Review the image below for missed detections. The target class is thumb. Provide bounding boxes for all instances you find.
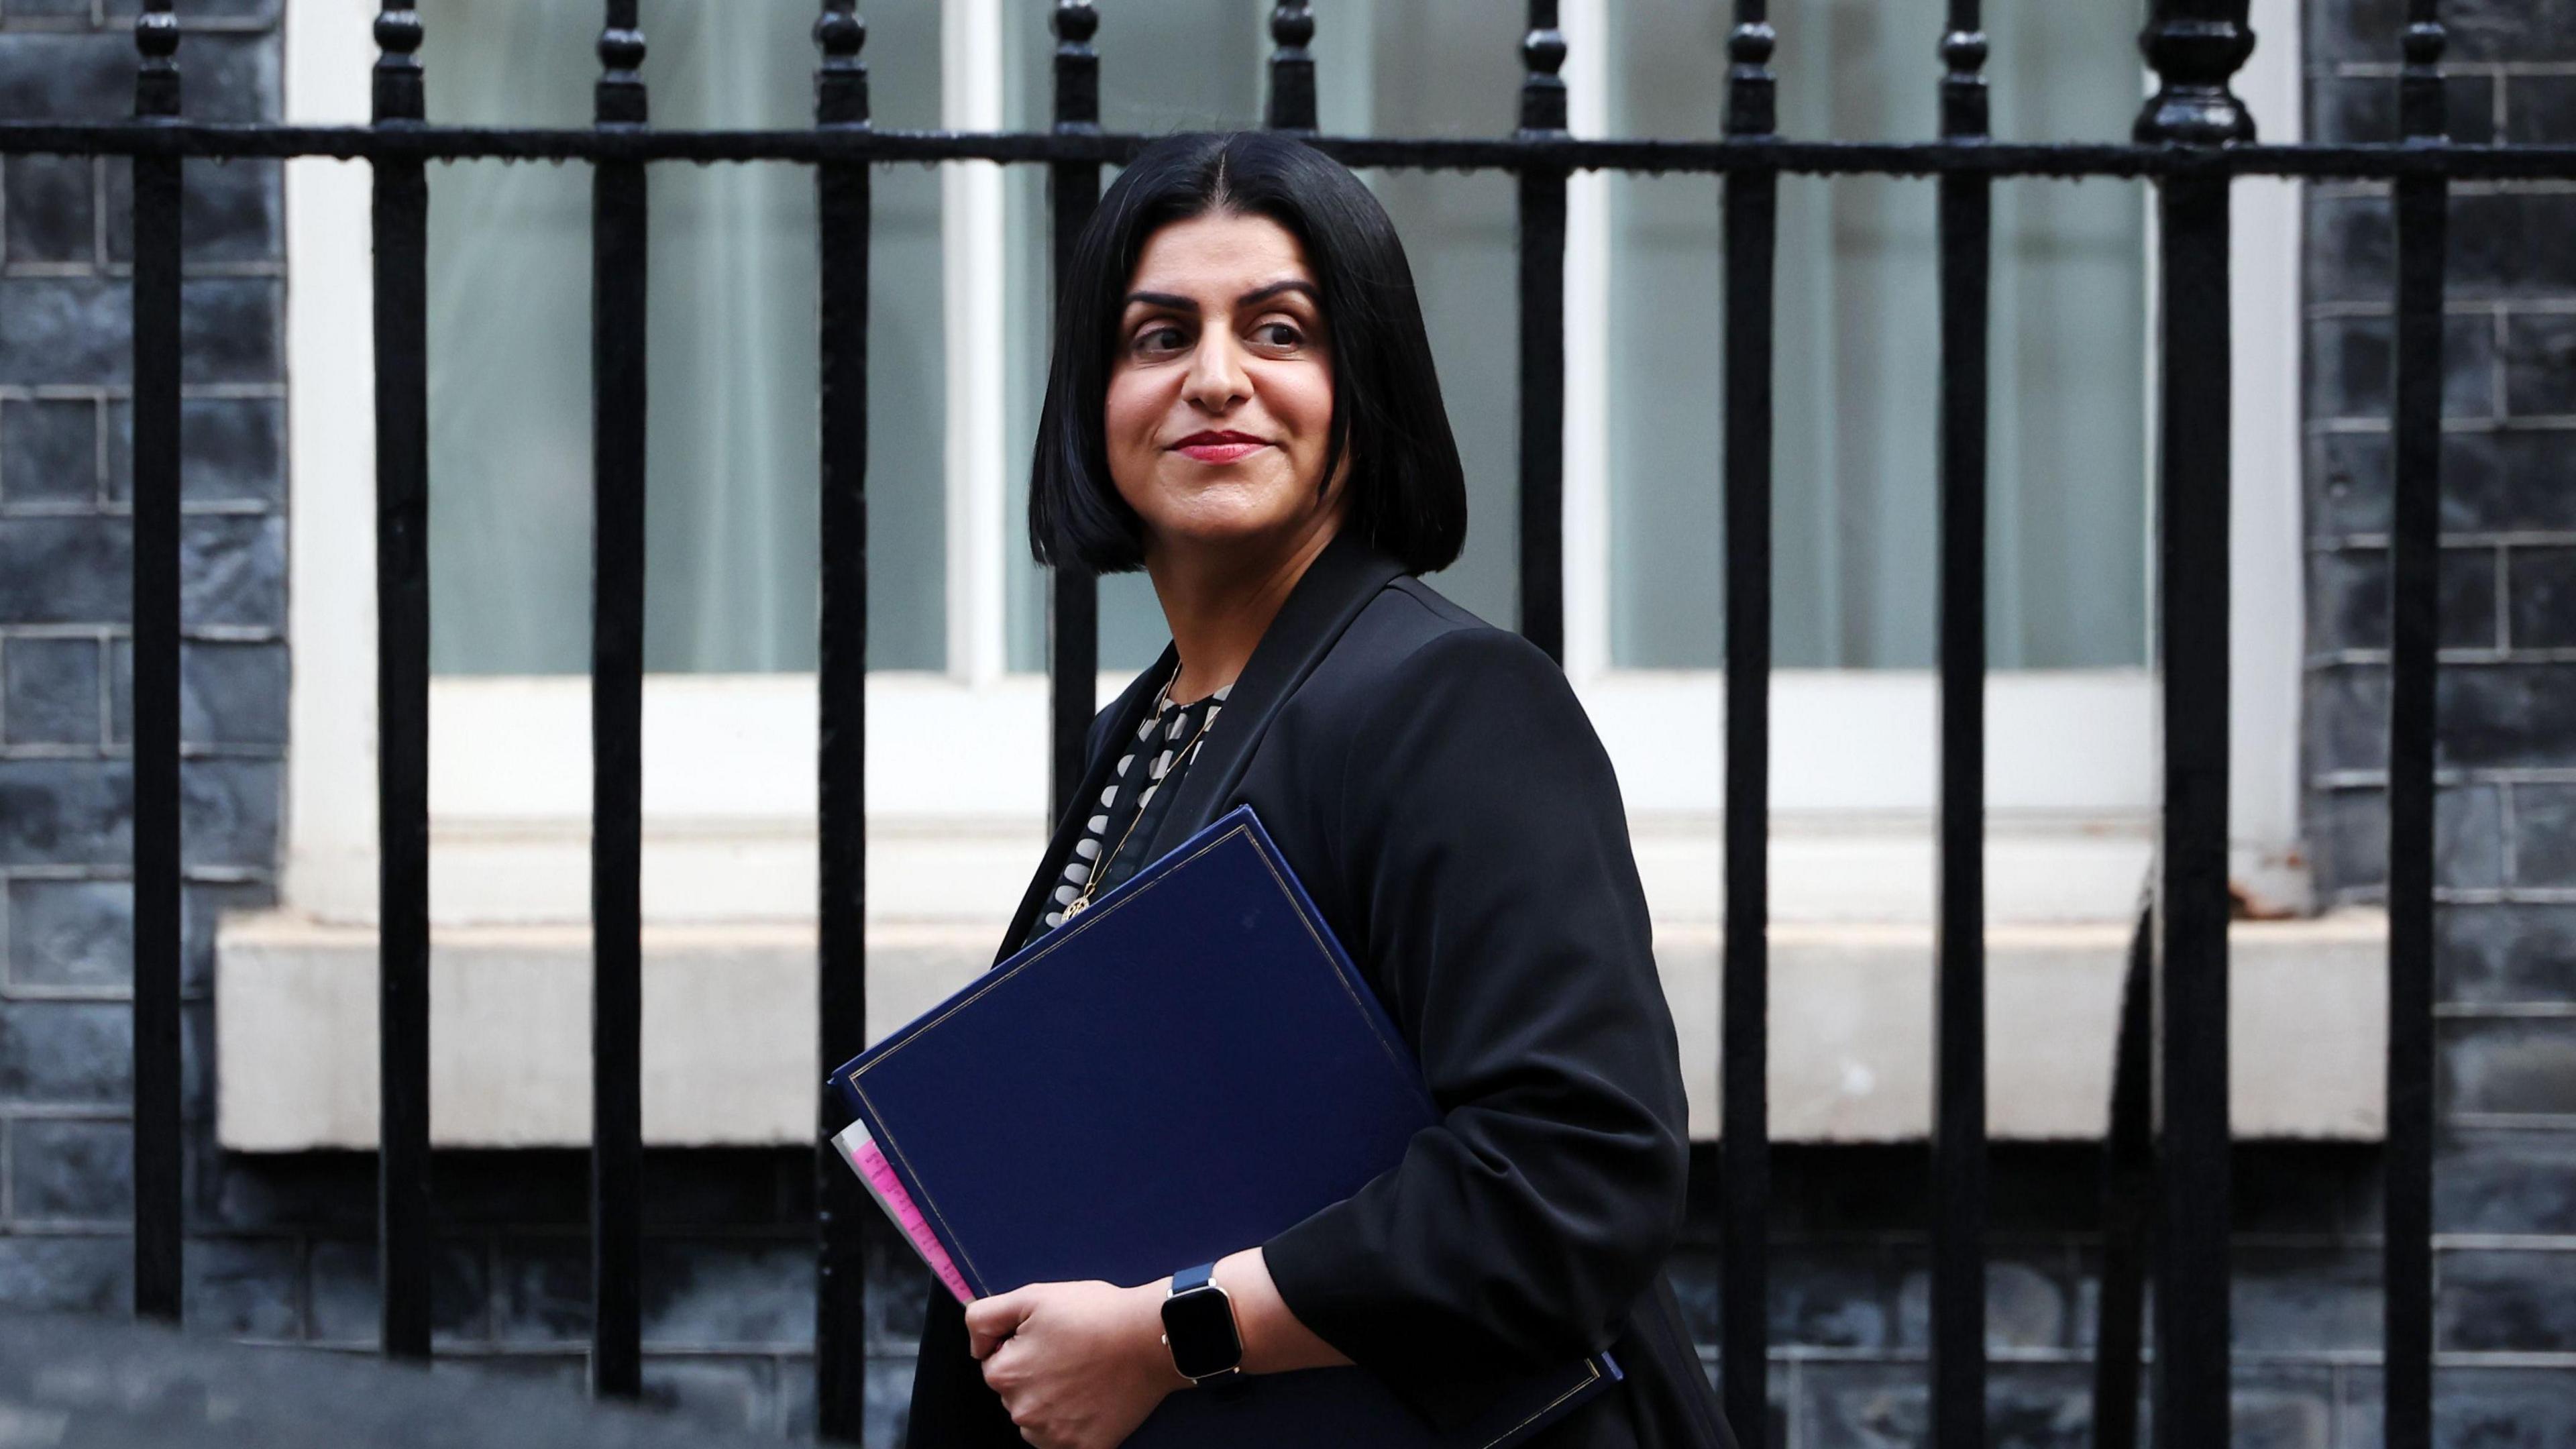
[963,1289,1031,1360]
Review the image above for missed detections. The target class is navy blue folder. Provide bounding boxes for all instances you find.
[828,805,1619,1448]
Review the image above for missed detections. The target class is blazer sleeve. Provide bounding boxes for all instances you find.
[1259,625,1693,1392]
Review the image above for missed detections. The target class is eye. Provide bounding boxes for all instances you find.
[1132,321,1189,356]
[1250,319,1305,350]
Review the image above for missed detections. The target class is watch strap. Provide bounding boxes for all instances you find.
[1170,1260,1218,1295]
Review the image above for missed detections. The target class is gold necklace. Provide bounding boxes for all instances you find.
[1061,674,1219,919]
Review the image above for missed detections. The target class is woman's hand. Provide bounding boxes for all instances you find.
[965,1279,1187,1449]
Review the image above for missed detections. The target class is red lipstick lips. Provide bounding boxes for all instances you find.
[1173,430,1268,464]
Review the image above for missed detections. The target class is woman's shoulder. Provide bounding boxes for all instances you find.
[1297,574,1589,737]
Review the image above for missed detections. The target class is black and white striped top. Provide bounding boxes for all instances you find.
[1024,676,1234,947]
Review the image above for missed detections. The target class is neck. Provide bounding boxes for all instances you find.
[1144,514,1345,704]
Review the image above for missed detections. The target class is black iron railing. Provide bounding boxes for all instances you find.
[31,0,2571,1442]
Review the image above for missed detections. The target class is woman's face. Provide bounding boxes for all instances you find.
[1104,209,1348,563]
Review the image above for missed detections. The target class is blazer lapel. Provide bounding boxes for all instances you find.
[990,641,1177,965]
[1142,527,1407,861]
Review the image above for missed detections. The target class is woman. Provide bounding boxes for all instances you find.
[904,130,1735,1449]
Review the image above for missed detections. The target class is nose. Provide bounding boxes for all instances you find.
[1179,328,1250,414]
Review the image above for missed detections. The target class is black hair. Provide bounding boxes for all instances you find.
[1026,130,1468,576]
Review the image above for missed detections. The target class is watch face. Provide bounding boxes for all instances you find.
[1161,1286,1242,1380]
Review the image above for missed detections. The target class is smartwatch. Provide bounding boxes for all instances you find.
[1159,1261,1245,1388]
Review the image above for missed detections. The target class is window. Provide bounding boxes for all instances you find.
[277,0,2307,931]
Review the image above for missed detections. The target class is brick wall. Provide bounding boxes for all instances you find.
[0,1,2571,1448]
[2304,0,2576,1442]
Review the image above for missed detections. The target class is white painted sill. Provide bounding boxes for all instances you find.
[213,909,2387,1152]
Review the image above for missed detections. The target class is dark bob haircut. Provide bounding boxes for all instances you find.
[1027,130,1468,576]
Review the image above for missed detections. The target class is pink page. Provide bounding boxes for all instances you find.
[832,1121,975,1303]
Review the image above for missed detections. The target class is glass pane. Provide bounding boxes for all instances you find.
[1003,0,1525,671]
[420,0,945,676]
[1606,0,2147,669]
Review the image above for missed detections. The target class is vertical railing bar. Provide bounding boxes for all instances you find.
[1719,5,1776,1438]
[1515,3,1568,664]
[2088,898,2156,1449]
[589,0,649,1402]
[1046,1,1101,824]
[127,0,184,1328]
[1266,3,1317,136]
[371,0,434,1364]
[1929,5,1990,1445]
[2135,5,2253,1444]
[812,3,872,1442]
[2383,6,2449,1448]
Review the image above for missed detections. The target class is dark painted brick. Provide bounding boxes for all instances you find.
[2445,0,2576,62]
[2309,192,2576,307]
[639,1358,773,1437]
[2304,784,2502,896]
[2306,0,2403,64]
[2505,314,2576,418]
[100,157,280,267]
[2442,664,2576,771]
[2302,546,2495,655]
[1767,1242,1890,1350]
[109,638,289,749]
[3,634,101,745]
[0,758,124,865]
[182,1235,300,1338]
[0,515,126,623]
[4,153,93,264]
[2302,661,2386,780]
[0,998,127,1103]
[1892,1254,2067,1351]
[2441,903,2576,1006]
[201,1148,375,1234]
[2229,1247,2379,1352]
[2304,313,2494,422]
[2307,72,2496,146]
[2436,1128,2576,1235]
[2306,430,2504,539]
[1,397,99,505]
[492,1236,588,1345]
[2452,193,2576,301]
[2443,1018,2576,1116]
[641,1239,813,1348]
[308,1236,488,1346]
[179,757,282,867]
[776,1356,914,1448]
[865,1218,930,1354]
[2233,1142,2387,1238]
[2510,74,2576,145]
[181,512,286,631]
[0,276,127,386]
[0,31,132,121]
[2510,545,2576,649]
[2226,1368,2337,1449]
[0,758,272,868]
[2516,784,2576,887]
[2305,192,2392,308]
[2475,428,2576,534]
[105,395,285,506]
[2430,1366,2576,1448]
[177,278,282,386]
[1664,1243,1719,1342]
[5,877,129,990]
[0,1233,129,1313]
[101,0,280,20]
[7,0,104,17]
[1800,1361,2101,1449]
[2438,1248,2576,1353]
[8,1116,131,1220]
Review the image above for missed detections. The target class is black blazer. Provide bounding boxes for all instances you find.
[904,527,1737,1449]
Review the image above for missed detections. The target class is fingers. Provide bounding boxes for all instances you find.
[964,1289,1031,1361]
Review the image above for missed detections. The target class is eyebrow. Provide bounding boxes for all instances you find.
[1122,279,1320,313]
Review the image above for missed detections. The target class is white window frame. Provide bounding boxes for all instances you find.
[276,0,2307,932]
